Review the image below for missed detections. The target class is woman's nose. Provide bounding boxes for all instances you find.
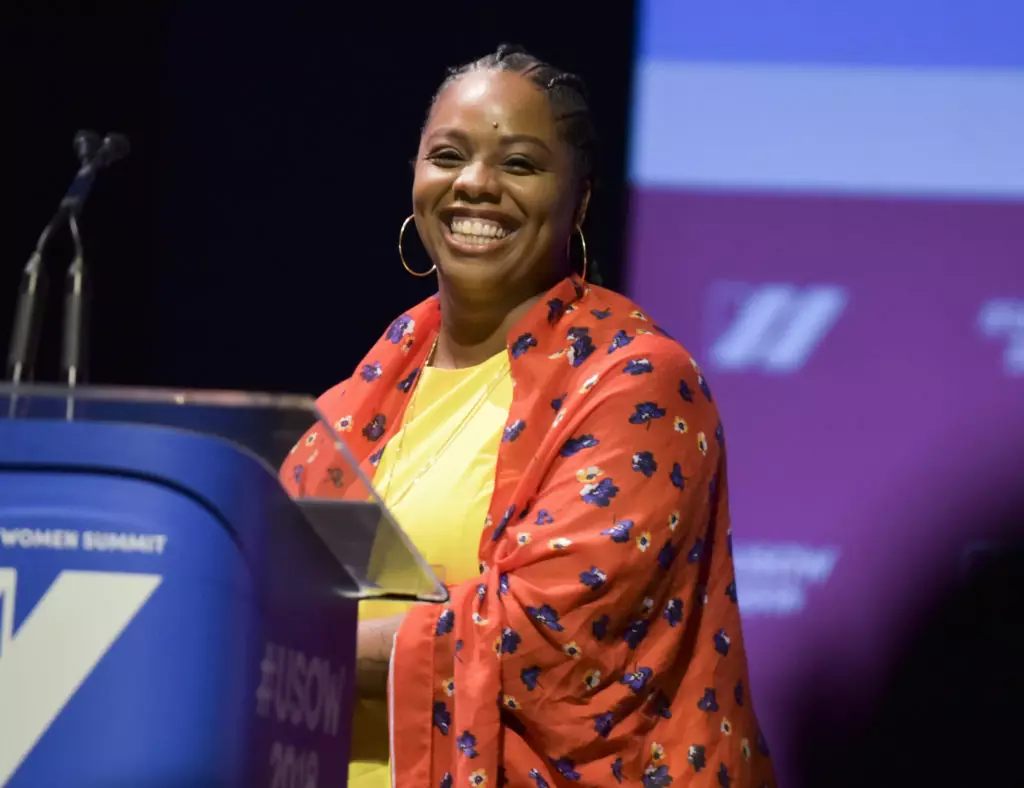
[453,160,499,202]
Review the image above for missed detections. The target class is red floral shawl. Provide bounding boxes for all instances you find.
[281,276,776,788]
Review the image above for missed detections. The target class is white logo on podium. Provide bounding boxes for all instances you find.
[707,283,848,373]
[0,568,162,785]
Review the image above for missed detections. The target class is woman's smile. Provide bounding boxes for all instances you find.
[440,208,519,255]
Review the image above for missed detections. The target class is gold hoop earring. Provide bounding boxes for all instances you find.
[398,214,436,277]
[572,225,588,282]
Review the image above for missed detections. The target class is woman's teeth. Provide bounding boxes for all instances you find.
[449,218,511,245]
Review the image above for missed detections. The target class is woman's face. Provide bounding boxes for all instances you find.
[413,69,587,298]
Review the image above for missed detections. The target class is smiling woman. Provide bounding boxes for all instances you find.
[281,45,776,788]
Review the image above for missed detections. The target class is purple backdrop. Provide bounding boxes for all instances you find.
[626,2,1024,782]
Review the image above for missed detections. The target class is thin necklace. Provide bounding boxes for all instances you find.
[377,336,512,511]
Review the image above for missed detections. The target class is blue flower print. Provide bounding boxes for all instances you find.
[360,362,383,382]
[608,330,633,354]
[699,373,713,402]
[679,379,694,402]
[688,538,705,563]
[734,680,745,706]
[397,368,419,392]
[432,701,451,735]
[436,609,454,636]
[657,541,677,570]
[292,464,304,485]
[624,358,654,375]
[521,665,541,691]
[535,509,554,525]
[547,298,565,324]
[499,627,522,655]
[591,307,613,320]
[612,759,624,783]
[551,758,582,782]
[688,744,707,772]
[594,712,615,738]
[725,580,738,603]
[622,667,654,693]
[528,769,550,788]
[567,326,590,341]
[457,731,479,759]
[579,566,606,590]
[526,604,564,631]
[492,505,516,541]
[369,448,384,466]
[560,434,599,457]
[713,628,731,655]
[629,402,666,427]
[440,774,452,788]
[632,451,657,477]
[503,419,527,442]
[511,332,538,359]
[718,764,732,788]
[581,477,619,507]
[385,314,413,344]
[362,414,386,442]
[670,463,686,489]
[648,690,672,719]
[592,614,610,640]
[602,519,634,543]
[476,583,486,600]
[715,423,724,444]
[698,688,719,712]
[498,573,510,598]
[568,334,596,368]
[643,765,673,788]
[551,394,567,412]
[664,599,683,627]
[624,619,649,649]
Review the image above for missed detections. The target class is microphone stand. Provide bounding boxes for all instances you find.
[4,130,128,420]
[61,213,88,420]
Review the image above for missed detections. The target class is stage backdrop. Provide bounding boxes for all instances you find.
[625,1,1024,783]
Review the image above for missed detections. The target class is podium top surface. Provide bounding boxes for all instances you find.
[0,383,449,604]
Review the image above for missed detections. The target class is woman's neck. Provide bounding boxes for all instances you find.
[432,285,546,370]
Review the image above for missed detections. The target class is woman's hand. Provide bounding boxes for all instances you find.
[356,613,406,699]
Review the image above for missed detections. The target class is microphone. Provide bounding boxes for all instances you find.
[59,132,129,404]
[59,132,130,219]
[5,131,99,389]
[5,130,128,408]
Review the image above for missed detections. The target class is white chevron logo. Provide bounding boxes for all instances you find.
[708,283,848,373]
[0,568,162,786]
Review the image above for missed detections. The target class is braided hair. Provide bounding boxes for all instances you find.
[431,44,598,198]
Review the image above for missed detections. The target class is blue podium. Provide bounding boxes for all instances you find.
[0,384,446,788]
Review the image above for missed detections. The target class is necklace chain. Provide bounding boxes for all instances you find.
[376,336,512,511]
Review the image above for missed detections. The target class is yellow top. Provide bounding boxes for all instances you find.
[348,350,514,788]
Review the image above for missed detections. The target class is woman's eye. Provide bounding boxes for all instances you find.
[428,150,463,166]
[504,157,536,173]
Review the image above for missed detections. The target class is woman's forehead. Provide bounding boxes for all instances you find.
[425,70,557,139]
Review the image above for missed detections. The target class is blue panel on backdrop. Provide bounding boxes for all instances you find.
[638,0,1024,69]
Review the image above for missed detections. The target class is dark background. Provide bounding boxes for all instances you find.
[0,1,636,396]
